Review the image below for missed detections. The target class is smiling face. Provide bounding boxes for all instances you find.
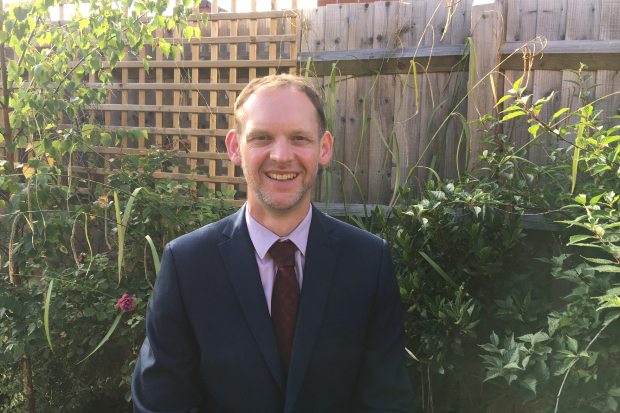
[226,86,332,219]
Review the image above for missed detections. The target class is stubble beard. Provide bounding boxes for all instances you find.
[241,157,318,212]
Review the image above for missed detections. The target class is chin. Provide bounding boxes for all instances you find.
[258,190,308,212]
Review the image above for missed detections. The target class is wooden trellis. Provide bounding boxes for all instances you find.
[64,1,300,206]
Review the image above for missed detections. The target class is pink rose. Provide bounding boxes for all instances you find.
[116,294,137,312]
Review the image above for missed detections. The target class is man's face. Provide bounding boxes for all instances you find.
[226,86,332,214]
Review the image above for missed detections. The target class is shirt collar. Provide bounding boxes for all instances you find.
[245,204,312,260]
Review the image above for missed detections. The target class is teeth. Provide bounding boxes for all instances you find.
[268,173,297,181]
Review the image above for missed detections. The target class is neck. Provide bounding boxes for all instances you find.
[246,197,311,237]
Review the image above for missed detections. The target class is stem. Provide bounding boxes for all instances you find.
[22,352,35,413]
[554,319,615,413]
[0,0,13,167]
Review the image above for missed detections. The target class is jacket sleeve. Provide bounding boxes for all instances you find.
[352,240,415,413]
[132,243,202,413]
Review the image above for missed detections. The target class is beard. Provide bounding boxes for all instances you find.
[240,157,318,211]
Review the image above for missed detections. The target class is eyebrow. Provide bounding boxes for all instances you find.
[246,128,316,137]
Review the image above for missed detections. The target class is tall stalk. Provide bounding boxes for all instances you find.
[0,0,36,410]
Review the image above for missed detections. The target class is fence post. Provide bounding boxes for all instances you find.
[467,0,506,169]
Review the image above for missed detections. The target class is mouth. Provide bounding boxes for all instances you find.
[267,172,299,181]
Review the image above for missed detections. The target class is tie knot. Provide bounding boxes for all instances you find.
[269,241,296,269]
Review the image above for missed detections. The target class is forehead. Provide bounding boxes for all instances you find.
[242,86,319,134]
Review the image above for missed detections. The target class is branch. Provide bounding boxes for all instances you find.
[554,318,615,413]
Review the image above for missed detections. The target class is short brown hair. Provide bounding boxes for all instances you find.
[234,74,327,137]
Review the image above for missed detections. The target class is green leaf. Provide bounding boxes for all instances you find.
[83,308,96,317]
[593,265,620,273]
[604,310,620,325]
[79,312,123,363]
[159,38,171,58]
[143,58,150,74]
[101,133,112,148]
[568,234,595,245]
[491,331,499,347]
[551,108,569,121]
[520,376,537,395]
[575,194,587,205]
[145,235,160,275]
[114,192,124,284]
[44,279,53,351]
[548,316,560,336]
[419,251,459,289]
[567,336,578,353]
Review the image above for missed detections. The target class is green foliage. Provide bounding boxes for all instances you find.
[0,149,237,410]
[349,65,620,412]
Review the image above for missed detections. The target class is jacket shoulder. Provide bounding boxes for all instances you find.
[166,212,234,253]
[318,210,386,249]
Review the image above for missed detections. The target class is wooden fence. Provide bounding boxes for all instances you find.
[301,0,620,210]
[2,0,620,212]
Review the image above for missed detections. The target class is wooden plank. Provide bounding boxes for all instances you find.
[153,171,246,184]
[72,167,245,184]
[448,0,474,45]
[305,7,325,202]
[89,104,234,114]
[369,1,401,205]
[93,60,297,69]
[503,0,537,153]
[1,82,249,91]
[467,0,506,169]
[228,0,238,193]
[249,0,258,81]
[172,18,182,174]
[205,10,296,21]
[424,0,451,48]
[121,6,129,149]
[47,10,297,26]
[322,3,349,204]
[82,147,232,160]
[269,0,278,76]
[536,0,568,40]
[138,47,146,149]
[80,82,249,91]
[595,0,620,129]
[394,0,426,191]
[443,0,473,181]
[300,44,466,76]
[191,3,200,178]
[58,124,229,137]
[560,0,602,147]
[155,27,163,150]
[163,34,296,45]
[288,0,297,75]
[209,0,219,192]
[528,0,569,163]
[343,3,374,204]
[501,39,620,70]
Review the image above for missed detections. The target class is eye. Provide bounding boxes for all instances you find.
[294,136,306,141]
[256,136,266,141]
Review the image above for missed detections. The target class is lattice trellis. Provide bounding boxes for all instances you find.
[62,2,300,206]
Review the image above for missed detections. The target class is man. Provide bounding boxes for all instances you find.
[132,74,414,413]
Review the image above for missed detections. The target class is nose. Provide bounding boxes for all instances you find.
[270,136,294,164]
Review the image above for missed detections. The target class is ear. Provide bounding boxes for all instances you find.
[318,131,333,167]
[225,129,242,166]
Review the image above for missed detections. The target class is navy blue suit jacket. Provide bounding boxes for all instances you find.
[132,204,413,413]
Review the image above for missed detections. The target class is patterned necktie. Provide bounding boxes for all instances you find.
[268,240,299,379]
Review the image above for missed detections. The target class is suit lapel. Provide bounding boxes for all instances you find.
[218,205,286,393]
[285,205,340,413]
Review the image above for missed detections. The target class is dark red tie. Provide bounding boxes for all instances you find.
[269,240,299,379]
